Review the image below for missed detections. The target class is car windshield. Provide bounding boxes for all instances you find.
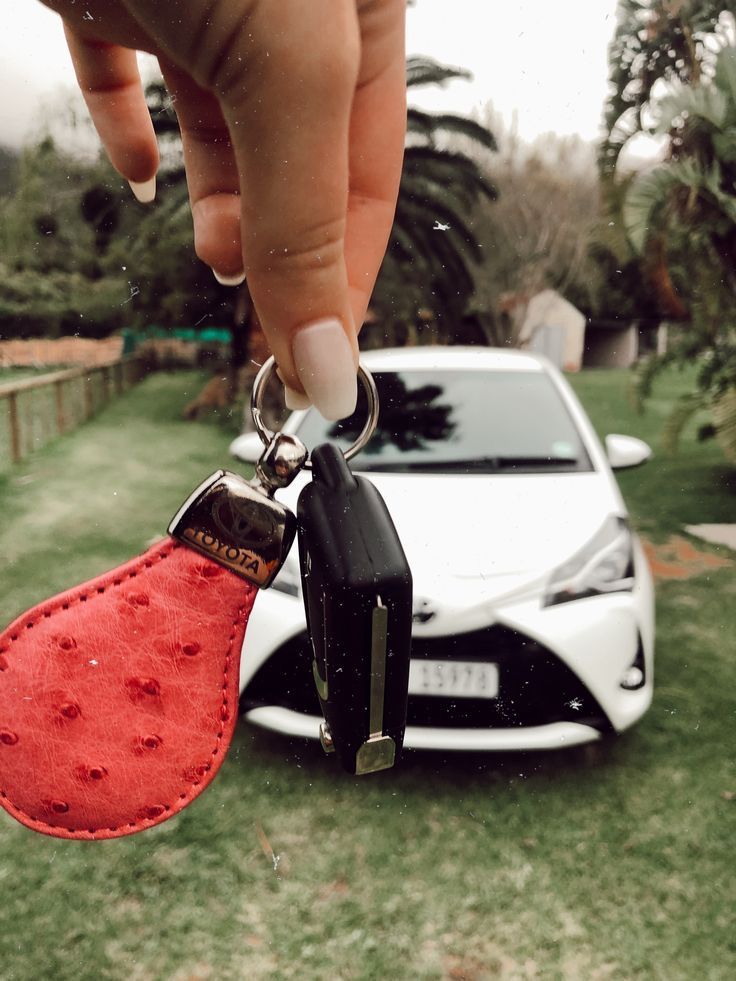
[295,368,593,474]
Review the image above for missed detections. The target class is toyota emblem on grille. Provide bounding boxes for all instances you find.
[412,598,436,624]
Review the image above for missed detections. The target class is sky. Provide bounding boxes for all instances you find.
[0,0,620,150]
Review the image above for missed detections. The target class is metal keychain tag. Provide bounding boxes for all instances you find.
[168,357,378,590]
[168,431,307,588]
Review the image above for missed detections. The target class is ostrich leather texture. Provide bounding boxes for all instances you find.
[0,538,256,840]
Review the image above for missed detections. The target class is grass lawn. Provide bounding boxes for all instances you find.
[0,368,734,980]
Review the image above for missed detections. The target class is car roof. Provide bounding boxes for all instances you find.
[358,346,546,373]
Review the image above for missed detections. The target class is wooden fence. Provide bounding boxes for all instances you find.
[0,336,124,368]
[0,356,147,471]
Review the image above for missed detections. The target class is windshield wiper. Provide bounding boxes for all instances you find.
[492,456,581,470]
[360,456,582,474]
[449,456,580,472]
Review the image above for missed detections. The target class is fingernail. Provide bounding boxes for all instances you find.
[292,318,357,421]
[128,177,156,204]
[213,269,246,287]
[284,386,312,411]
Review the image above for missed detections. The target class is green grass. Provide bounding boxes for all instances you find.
[0,368,734,980]
[570,366,736,538]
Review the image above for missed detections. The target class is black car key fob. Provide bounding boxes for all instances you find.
[297,443,413,775]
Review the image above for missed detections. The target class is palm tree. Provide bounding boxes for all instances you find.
[371,57,498,343]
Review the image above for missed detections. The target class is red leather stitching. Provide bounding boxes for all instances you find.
[0,540,254,836]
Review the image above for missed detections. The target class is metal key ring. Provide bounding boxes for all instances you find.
[251,355,379,466]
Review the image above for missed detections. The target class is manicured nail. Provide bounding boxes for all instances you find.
[292,318,357,421]
[213,269,246,287]
[284,386,312,411]
[128,177,156,204]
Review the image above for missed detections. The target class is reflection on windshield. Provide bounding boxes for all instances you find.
[328,373,456,454]
[296,369,593,474]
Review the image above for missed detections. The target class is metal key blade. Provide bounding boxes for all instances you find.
[355,597,396,775]
[368,598,388,737]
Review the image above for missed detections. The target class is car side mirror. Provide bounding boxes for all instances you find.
[605,434,652,469]
[229,431,264,464]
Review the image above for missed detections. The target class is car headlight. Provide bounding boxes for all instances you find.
[543,516,635,607]
[271,552,302,597]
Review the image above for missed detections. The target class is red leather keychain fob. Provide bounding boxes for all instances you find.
[0,415,308,839]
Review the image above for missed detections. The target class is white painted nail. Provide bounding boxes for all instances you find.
[284,386,312,411]
[292,318,357,421]
[128,177,156,203]
[213,269,246,287]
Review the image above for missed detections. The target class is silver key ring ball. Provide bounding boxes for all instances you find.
[251,355,379,466]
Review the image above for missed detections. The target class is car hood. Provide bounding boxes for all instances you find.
[278,469,624,607]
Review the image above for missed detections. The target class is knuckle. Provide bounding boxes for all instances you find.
[275,51,356,112]
[250,217,345,277]
[193,199,242,270]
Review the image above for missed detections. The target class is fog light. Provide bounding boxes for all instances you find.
[620,637,646,690]
[621,666,644,690]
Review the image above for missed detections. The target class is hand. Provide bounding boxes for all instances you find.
[40,0,407,419]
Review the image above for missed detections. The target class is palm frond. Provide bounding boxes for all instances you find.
[406,108,438,141]
[387,222,428,266]
[628,351,675,412]
[403,147,498,201]
[715,45,736,124]
[654,81,728,134]
[662,392,706,453]
[406,56,471,89]
[712,128,736,163]
[395,193,482,263]
[623,159,705,252]
[407,109,497,151]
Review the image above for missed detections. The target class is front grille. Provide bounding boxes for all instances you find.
[243,625,612,731]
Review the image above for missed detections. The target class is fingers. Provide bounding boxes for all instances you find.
[213,0,363,418]
[64,23,159,198]
[346,0,407,333]
[59,0,408,422]
[158,60,243,283]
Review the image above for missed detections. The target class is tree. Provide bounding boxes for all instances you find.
[369,57,498,344]
[603,3,736,461]
[463,122,604,345]
[601,0,731,177]
[0,138,130,338]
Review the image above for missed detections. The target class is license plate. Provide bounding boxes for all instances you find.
[408,660,499,700]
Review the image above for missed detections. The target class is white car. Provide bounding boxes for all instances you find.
[230,347,654,753]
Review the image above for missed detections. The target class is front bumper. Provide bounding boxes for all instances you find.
[239,544,654,751]
[244,706,602,751]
